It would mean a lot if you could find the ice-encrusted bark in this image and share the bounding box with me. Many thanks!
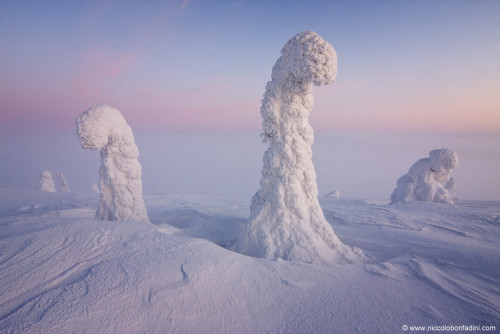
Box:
[234,31,362,264]
[391,148,458,204]
[76,105,149,222]
[36,170,56,192]
[55,171,71,193]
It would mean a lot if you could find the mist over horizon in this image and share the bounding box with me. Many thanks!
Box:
[1,129,499,202]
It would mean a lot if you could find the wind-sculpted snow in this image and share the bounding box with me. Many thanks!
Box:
[54,171,70,193]
[36,170,56,192]
[325,190,340,198]
[391,149,459,204]
[76,105,149,222]
[234,31,362,264]
[0,189,499,333]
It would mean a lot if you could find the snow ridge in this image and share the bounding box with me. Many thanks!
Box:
[234,31,362,264]
[76,105,149,223]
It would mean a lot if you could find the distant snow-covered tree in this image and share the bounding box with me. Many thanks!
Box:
[55,171,71,193]
[391,148,458,204]
[36,170,56,192]
[234,31,362,264]
[76,105,149,222]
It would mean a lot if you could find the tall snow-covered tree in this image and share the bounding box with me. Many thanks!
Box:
[234,31,362,264]
[76,105,149,222]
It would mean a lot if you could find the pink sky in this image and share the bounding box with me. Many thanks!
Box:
[1,1,499,134]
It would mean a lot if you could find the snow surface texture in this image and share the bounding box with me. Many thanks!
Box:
[325,190,340,198]
[76,105,149,223]
[0,189,498,333]
[54,171,70,193]
[391,149,459,204]
[234,31,362,264]
[36,170,55,192]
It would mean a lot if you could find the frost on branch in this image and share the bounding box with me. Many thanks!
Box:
[76,105,149,222]
[36,170,56,192]
[55,171,70,192]
[233,31,362,264]
[391,148,458,204]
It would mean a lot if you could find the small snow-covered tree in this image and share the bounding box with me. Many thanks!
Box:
[76,105,149,222]
[391,148,458,204]
[234,31,362,264]
[36,170,56,192]
[55,171,71,192]
[324,190,340,198]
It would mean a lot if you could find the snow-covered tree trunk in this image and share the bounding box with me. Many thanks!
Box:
[76,105,149,223]
[234,31,362,264]
[36,170,56,192]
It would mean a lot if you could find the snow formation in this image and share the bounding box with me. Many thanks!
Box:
[54,171,70,192]
[391,148,458,204]
[76,104,149,222]
[2,189,498,333]
[234,31,362,264]
[325,190,340,198]
[36,170,56,192]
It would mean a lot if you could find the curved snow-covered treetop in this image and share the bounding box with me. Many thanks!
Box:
[77,105,134,151]
[280,30,337,86]
[261,31,337,145]
[76,105,149,223]
[391,148,458,204]
[234,31,362,264]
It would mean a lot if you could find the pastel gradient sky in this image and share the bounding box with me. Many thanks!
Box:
[1,0,499,134]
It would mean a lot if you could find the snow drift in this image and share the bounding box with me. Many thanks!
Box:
[36,170,56,192]
[391,148,458,204]
[234,31,362,264]
[325,190,340,198]
[1,189,498,333]
[76,105,149,222]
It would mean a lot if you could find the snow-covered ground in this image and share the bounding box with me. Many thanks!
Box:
[0,188,499,333]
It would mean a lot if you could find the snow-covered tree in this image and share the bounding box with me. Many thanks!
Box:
[76,105,149,222]
[391,148,458,204]
[54,171,71,192]
[36,170,56,192]
[233,31,362,264]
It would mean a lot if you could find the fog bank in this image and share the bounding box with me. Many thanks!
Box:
[1,130,498,201]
